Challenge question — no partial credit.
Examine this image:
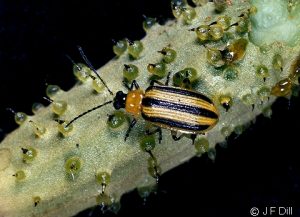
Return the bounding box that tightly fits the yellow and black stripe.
[141,85,219,134]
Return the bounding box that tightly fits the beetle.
[113,78,219,143]
[67,47,219,144]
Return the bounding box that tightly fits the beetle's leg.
[124,118,137,141]
[191,134,197,145]
[122,80,131,90]
[146,127,162,144]
[171,131,184,141]
[150,79,165,86]
[130,80,140,90]
[165,71,172,86]
[123,80,140,91]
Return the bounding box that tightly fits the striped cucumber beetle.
[67,47,219,144]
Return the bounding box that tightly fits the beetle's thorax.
[125,89,144,116]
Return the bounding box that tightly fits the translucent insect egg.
[33,196,41,207]
[29,121,46,137]
[194,138,209,157]
[195,25,210,41]
[123,64,139,81]
[219,95,233,111]
[127,40,144,59]
[271,78,292,97]
[173,67,198,86]
[14,112,28,125]
[65,156,82,179]
[222,38,248,63]
[217,15,231,30]
[32,103,44,114]
[107,111,127,129]
[113,39,127,56]
[159,47,177,64]
[22,147,37,163]
[206,48,225,68]
[223,66,238,81]
[272,54,283,71]
[73,63,92,82]
[96,172,111,186]
[256,65,269,81]
[242,94,255,106]
[182,7,197,24]
[171,5,183,18]
[13,170,26,181]
[143,17,157,31]
[46,85,61,98]
[92,78,105,93]
[52,101,67,116]
[58,122,73,137]
[209,24,224,41]
[140,135,156,152]
[214,0,227,13]
[147,63,167,77]
[257,87,271,101]
[171,0,187,18]
[236,16,250,34]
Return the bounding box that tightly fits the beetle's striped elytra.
[141,85,219,134]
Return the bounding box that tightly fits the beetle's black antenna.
[66,100,113,127]
[77,46,114,95]
[65,54,81,71]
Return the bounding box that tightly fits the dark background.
[0,1,299,216]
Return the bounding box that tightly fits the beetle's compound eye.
[113,91,127,110]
